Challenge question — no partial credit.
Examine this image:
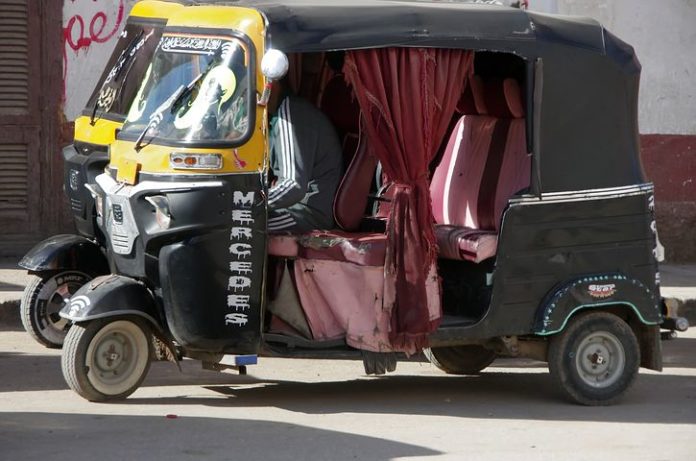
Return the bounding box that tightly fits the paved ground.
[1,258,696,460]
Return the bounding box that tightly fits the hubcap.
[575,331,625,388]
[45,281,82,331]
[35,272,90,339]
[94,334,130,376]
[85,320,149,395]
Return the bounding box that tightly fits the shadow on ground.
[2,344,696,425]
[0,412,440,461]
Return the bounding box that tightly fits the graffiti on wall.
[63,0,134,120]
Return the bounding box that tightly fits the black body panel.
[19,234,109,275]
[59,274,161,330]
[103,173,267,354]
[63,143,109,238]
[158,174,267,353]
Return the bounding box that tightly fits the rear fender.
[19,234,108,275]
[534,273,662,336]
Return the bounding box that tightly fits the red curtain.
[344,48,473,352]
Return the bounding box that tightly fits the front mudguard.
[60,274,160,327]
[19,234,109,276]
[60,274,179,366]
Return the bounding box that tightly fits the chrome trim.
[96,172,225,198]
[509,183,654,206]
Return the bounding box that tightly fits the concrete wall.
[538,0,696,136]
[63,0,137,120]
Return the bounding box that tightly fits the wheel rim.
[85,320,150,396]
[36,272,90,339]
[574,330,626,388]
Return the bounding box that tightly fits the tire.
[62,317,153,402]
[424,345,496,375]
[548,311,640,406]
[21,271,92,348]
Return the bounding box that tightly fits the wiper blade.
[133,73,205,152]
[134,85,184,152]
[90,30,149,126]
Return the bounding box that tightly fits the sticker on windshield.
[173,65,237,130]
[160,34,225,55]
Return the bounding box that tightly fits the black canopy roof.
[191,0,645,192]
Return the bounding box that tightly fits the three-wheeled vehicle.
[18,0,188,347]
[50,0,672,405]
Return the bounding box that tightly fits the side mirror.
[258,49,289,106]
[261,49,289,80]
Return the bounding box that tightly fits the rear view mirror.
[258,49,289,106]
[261,49,289,80]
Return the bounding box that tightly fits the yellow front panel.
[110,5,268,179]
[130,0,186,19]
[73,116,122,146]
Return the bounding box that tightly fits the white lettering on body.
[227,294,250,310]
[233,191,254,207]
[232,210,254,225]
[230,227,253,239]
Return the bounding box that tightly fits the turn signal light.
[170,153,222,170]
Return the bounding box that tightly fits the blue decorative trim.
[537,302,659,336]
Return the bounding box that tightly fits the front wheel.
[21,271,93,348]
[62,317,153,402]
[548,311,640,406]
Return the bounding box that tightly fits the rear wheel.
[424,345,496,374]
[548,311,640,406]
[62,317,153,402]
[21,271,92,348]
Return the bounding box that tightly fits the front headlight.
[170,152,222,170]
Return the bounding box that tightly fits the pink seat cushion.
[268,235,299,257]
[435,225,498,263]
[268,231,386,266]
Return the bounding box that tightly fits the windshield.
[121,33,252,146]
[83,20,163,122]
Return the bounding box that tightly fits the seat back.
[318,73,361,168]
[430,77,529,232]
[333,125,379,231]
[430,75,497,229]
[493,79,530,229]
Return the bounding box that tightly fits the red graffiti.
[62,0,126,96]
[233,149,248,169]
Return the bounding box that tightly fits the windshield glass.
[83,20,163,121]
[121,33,251,145]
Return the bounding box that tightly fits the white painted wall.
[527,0,696,135]
[63,0,138,120]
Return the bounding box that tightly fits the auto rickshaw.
[18,0,188,347]
[51,0,677,405]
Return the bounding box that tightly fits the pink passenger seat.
[430,77,530,263]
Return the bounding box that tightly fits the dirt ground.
[1,323,695,461]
